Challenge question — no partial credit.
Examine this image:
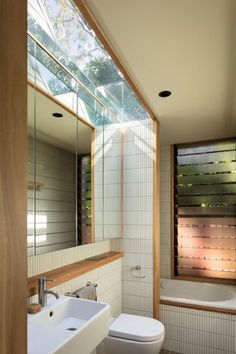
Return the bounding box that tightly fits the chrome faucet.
[38,276,59,307]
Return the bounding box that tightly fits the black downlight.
[52,112,63,118]
[158,90,171,98]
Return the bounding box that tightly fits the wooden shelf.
[28,251,123,297]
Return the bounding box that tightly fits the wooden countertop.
[28,251,123,297]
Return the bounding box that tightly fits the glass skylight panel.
[28,0,150,123]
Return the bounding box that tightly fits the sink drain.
[67,328,77,331]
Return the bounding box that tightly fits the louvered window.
[173,139,236,282]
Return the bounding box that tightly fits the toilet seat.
[109,314,165,342]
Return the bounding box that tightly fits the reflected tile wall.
[94,124,123,241]
[28,240,111,276]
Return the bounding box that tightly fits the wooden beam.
[0,0,27,353]
[170,145,175,278]
[153,120,160,319]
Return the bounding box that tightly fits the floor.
[161,350,179,354]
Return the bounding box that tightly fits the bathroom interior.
[0,0,236,354]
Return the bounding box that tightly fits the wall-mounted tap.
[38,276,59,307]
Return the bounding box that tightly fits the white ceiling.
[28,85,92,153]
[85,0,236,144]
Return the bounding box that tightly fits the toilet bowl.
[102,313,165,354]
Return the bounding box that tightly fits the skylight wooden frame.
[73,0,159,123]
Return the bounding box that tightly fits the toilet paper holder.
[130,265,146,278]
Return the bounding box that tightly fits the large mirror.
[27,83,93,256]
[27,36,122,256]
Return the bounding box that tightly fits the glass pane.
[28,0,150,123]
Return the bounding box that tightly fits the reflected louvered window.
[77,155,92,245]
[174,139,236,281]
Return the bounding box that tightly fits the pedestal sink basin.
[28,296,110,354]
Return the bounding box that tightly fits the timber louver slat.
[174,139,236,281]
[178,184,236,196]
[177,161,236,175]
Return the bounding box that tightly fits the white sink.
[28,296,110,354]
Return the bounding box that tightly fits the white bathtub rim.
[160,278,236,311]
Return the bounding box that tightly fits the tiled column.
[122,119,154,317]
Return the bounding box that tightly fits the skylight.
[27,0,150,124]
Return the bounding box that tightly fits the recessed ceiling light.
[52,112,63,118]
[158,90,171,98]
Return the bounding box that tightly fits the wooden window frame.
[170,138,236,286]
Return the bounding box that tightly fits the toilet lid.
[109,314,165,342]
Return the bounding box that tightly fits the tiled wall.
[160,145,171,279]
[94,124,122,241]
[28,240,112,277]
[160,304,236,354]
[28,240,122,316]
[121,119,154,318]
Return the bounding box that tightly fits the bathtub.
[160,278,236,313]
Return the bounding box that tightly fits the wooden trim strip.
[170,145,175,278]
[153,120,160,319]
[28,251,123,297]
[121,127,124,238]
[160,299,236,316]
[0,0,27,351]
[175,136,236,148]
[74,0,159,123]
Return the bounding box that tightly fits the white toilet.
[102,313,165,354]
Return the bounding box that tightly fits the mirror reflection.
[27,85,92,256]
